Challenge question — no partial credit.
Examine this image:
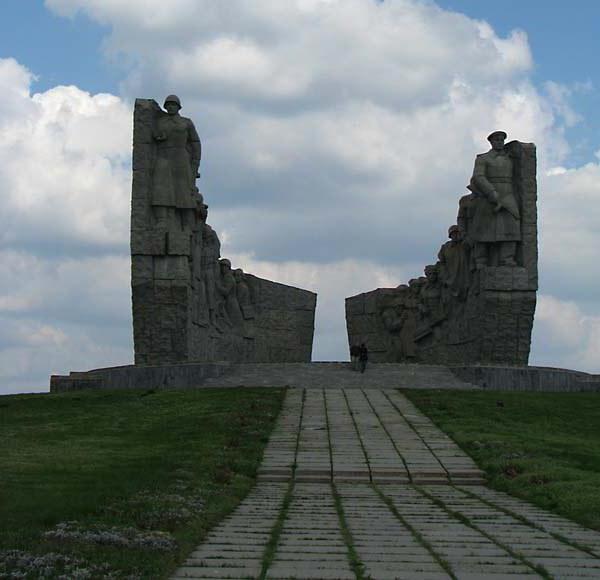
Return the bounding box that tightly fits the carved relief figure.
[191,195,206,281]
[201,223,220,327]
[234,268,255,320]
[438,225,470,303]
[190,196,207,326]
[400,282,419,360]
[420,264,444,326]
[469,131,520,268]
[216,258,244,330]
[151,95,201,230]
[457,192,475,237]
[380,291,407,362]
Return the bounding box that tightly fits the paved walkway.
[173,388,600,579]
[258,389,484,485]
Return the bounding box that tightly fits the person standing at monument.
[469,131,521,268]
[359,343,369,373]
[349,343,360,371]
[150,94,201,231]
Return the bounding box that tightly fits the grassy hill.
[0,387,284,578]
[405,389,600,531]
[3,385,600,578]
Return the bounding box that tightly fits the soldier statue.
[468,131,521,268]
[150,94,201,231]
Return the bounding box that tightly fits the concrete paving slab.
[172,388,600,580]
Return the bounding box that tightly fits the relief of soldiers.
[438,225,470,303]
[468,131,521,268]
[150,94,201,231]
[216,258,244,330]
[200,223,221,327]
[402,281,420,360]
[234,268,255,320]
[190,197,208,326]
[420,264,444,327]
[408,277,425,308]
[191,195,207,282]
[380,289,408,362]
[381,303,403,335]
[456,191,477,272]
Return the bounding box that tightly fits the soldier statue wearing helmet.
[164,94,181,109]
[438,223,470,304]
[150,94,202,230]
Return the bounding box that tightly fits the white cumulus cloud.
[1,1,598,392]
[0,59,133,393]
[532,295,600,372]
[0,62,131,252]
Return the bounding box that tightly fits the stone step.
[201,362,478,390]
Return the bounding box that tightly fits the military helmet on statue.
[487,130,507,142]
[163,94,181,109]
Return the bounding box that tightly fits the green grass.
[403,390,600,531]
[0,387,284,578]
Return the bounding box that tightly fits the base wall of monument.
[450,365,600,392]
[132,275,316,365]
[415,285,536,366]
[49,362,600,393]
[346,276,536,367]
[50,362,233,392]
[187,277,316,364]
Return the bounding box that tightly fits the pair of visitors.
[349,344,361,371]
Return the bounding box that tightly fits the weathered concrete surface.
[51,362,473,392]
[346,138,538,367]
[258,388,484,485]
[131,98,316,366]
[450,364,600,392]
[50,361,600,392]
[50,362,232,392]
[171,483,286,579]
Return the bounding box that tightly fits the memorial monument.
[131,96,316,364]
[345,132,537,365]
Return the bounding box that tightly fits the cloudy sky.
[1,0,599,394]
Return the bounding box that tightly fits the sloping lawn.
[404,390,600,531]
[0,387,284,578]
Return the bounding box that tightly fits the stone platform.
[50,362,600,392]
[451,364,600,392]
